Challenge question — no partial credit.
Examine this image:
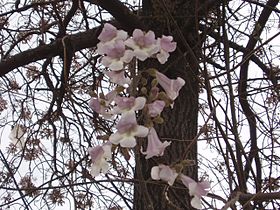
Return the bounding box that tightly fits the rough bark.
[133,0,206,209]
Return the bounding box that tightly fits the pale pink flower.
[105,70,131,86]
[89,98,105,114]
[109,112,149,148]
[100,40,134,71]
[97,23,128,55]
[89,90,117,118]
[125,29,159,61]
[141,127,170,159]
[147,100,165,117]
[156,71,185,101]
[181,174,210,209]
[88,143,112,177]
[112,96,146,115]
[156,35,177,64]
[151,164,178,186]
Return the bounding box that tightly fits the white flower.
[97,23,128,55]
[141,127,170,159]
[151,164,178,186]
[111,96,146,115]
[156,71,185,101]
[105,70,131,86]
[147,100,165,117]
[109,112,149,148]
[89,90,118,118]
[88,143,112,177]
[156,35,177,64]
[125,29,159,61]
[181,174,210,209]
[99,40,134,71]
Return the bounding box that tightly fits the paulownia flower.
[105,70,131,86]
[89,90,117,118]
[141,127,170,159]
[147,100,165,117]
[97,23,128,54]
[125,29,159,61]
[156,71,185,101]
[109,112,149,148]
[151,164,178,186]
[156,35,177,64]
[180,174,210,209]
[100,40,134,71]
[88,143,112,177]
[112,96,146,115]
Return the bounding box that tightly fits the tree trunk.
[134,0,203,209]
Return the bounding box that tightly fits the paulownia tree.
[0,0,279,209]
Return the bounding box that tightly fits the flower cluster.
[87,23,210,209]
[96,23,177,88]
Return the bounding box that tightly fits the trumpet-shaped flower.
[97,23,128,55]
[105,70,131,86]
[151,164,178,186]
[141,127,170,159]
[88,143,112,177]
[125,29,159,61]
[109,112,149,148]
[156,71,185,101]
[156,35,177,64]
[89,90,117,118]
[147,100,165,117]
[180,174,210,209]
[112,96,146,115]
[100,40,134,71]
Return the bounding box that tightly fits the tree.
[0,0,279,209]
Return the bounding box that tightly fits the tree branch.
[0,27,101,77]
[199,24,279,87]
[87,0,145,32]
[237,0,279,201]
[0,0,147,77]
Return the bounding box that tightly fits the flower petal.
[191,196,203,209]
[151,164,178,186]
[88,143,112,177]
[119,136,137,148]
[134,125,149,137]
[134,97,147,111]
[151,166,160,180]
[109,132,123,145]
[98,23,117,42]
[141,127,170,159]
[147,100,165,117]
[105,70,131,86]
[158,165,178,186]
[160,35,176,52]
[156,50,169,64]
[88,146,104,163]
[156,71,185,101]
